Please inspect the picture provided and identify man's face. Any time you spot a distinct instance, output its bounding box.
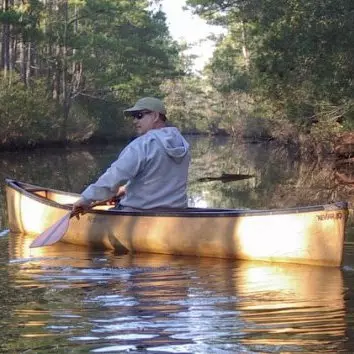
[132,111,156,135]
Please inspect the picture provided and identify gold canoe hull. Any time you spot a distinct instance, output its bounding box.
[5,179,348,267]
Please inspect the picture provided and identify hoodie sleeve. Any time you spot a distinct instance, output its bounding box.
[81,141,145,202]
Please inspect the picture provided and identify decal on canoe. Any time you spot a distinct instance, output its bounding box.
[317,212,344,221]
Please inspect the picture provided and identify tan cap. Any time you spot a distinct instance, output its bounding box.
[124,97,166,116]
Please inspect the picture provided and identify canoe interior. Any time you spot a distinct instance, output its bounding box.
[12,181,113,211]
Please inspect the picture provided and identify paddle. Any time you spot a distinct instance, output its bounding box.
[30,212,72,248]
[29,197,119,248]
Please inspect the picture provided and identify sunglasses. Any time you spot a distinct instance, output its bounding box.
[132,110,152,120]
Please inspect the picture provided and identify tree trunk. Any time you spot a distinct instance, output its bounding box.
[26,42,31,86]
[241,20,250,70]
[19,40,26,83]
[2,0,10,77]
[61,0,69,140]
[52,45,61,101]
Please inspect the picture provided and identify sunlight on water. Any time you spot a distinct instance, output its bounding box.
[0,233,350,352]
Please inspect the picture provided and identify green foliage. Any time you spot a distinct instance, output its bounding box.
[250,1,354,118]
[162,76,255,137]
[64,102,98,141]
[3,0,352,147]
[55,0,183,138]
[0,0,184,147]
[206,24,251,93]
[0,74,60,146]
[187,0,354,137]
[0,0,43,41]
[72,0,181,94]
[162,76,209,133]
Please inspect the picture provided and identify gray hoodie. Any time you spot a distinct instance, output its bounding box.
[81,127,190,209]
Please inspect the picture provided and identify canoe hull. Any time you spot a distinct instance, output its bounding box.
[5,179,348,266]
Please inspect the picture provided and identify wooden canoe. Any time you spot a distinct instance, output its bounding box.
[5,179,348,267]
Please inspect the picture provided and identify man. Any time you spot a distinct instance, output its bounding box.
[72,97,190,214]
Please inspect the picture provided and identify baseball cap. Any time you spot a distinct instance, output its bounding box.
[123,97,166,116]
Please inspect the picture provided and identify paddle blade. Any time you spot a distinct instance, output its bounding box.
[30,212,71,248]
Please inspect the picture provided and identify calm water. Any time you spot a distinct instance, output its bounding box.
[0,136,354,353]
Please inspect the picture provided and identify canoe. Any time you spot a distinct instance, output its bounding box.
[5,178,348,267]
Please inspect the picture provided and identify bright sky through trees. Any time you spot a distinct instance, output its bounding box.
[160,0,225,71]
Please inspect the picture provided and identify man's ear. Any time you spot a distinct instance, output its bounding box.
[152,111,160,122]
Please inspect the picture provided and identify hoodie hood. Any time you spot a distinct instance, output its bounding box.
[149,127,189,161]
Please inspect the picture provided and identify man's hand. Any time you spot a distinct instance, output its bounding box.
[116,185,126,198]
[72,197,91,219]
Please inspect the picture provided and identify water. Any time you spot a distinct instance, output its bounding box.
[0,136,354,352]
[2,235,352,353]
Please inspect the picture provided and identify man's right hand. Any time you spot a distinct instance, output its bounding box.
[116,185,126,198]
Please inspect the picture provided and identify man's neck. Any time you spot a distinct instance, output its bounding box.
[153,121,166,129]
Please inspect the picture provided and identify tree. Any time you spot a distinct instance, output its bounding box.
[187,0,354,130]
[0,0,184,146]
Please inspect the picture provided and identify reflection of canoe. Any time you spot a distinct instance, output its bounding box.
[8,236,345,352]
[232,262,346,348]
[5,179,348,267]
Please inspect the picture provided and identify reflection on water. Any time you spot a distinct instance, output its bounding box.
[0,232,349,352]
[238,263,345,351]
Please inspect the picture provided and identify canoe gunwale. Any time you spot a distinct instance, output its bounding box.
[5,178,349,218]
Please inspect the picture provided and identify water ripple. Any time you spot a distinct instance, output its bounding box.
[0,239,351,353]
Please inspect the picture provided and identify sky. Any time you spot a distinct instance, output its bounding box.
[160,0,225,72]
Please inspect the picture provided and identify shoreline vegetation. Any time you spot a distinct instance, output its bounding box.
[0,0,353,160]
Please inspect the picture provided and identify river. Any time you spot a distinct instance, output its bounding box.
[0,136,353,353]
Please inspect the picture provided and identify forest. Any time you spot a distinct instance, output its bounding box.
[0,0,353,152]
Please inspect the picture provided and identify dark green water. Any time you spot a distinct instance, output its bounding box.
[0,136,354,353]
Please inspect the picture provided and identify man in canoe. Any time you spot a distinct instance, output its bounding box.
[72,97,191,214]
